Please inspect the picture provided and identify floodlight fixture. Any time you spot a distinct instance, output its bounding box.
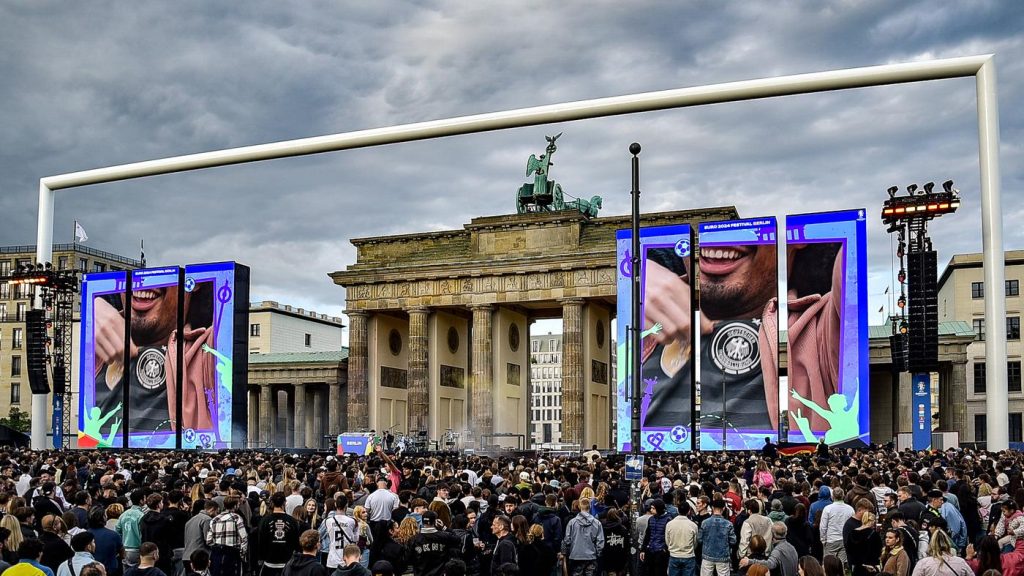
[923,182,935,195]
[887,186,899,199]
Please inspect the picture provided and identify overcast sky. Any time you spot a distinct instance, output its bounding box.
[1,1,1021,338]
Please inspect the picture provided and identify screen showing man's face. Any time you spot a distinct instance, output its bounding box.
[129,286,190,346]
[699,244,777,320]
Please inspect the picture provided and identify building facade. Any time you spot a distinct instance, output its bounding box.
[530,333,563,446]
[937,249,1024,445]
[0,244,141,424]
[247,300,345,354]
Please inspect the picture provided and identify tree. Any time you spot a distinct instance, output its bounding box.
[0,407,31,433]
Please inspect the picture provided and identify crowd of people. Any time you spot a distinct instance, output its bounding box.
[0,440,1022,576]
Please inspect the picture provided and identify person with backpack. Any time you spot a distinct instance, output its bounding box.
[55,533,96,576]
[322,497,358,572]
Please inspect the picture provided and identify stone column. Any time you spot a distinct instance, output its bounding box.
[408,307,430,434]
[346,310,369,432]
[272,388,281,446]
[294,382,307,448]
[305,387,317,449]
[259,385,272,446]
[329,382,341,435]
[949,361,967,437]
[897,372,913,434]
[249,388,259,447]
[561,298,585,446]
[471,304,494,446]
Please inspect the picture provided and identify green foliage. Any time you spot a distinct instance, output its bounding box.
[0,407,31,433]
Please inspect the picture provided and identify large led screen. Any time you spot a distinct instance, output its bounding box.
[79,262,249,449]
[78,271,129,449]
[784,210,868,445]
[698,218,779,450]
[127,266,182,448]
[615,224,695,452]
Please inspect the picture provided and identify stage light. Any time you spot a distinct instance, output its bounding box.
[898,295,906,309]
[943,180,955,193]
[887,186,898,199]
[898,268,906,283]
[899,320,908,334]
[923,182,935,195]
[907,184,918,196]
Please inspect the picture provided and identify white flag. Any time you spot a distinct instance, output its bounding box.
[74,221,88,242]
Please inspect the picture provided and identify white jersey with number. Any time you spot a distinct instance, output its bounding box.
[323,514,357,568]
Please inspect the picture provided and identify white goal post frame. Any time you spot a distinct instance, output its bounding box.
[33,54,1006,450]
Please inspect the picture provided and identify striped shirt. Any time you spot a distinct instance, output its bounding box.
[205,511,248,553]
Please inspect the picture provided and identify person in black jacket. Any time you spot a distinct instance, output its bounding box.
[410,511,461,576]
[600,509,630,576]
[139,494,176,576]
[897,487,927,525]
[490,516,517,576]
[33,483,63,528]
[39,514,74,574]
[283,530,330,576]
[259,493,301,576]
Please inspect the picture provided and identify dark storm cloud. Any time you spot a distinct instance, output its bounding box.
[0,0,1022,322]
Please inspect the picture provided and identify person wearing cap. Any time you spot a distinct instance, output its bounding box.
[370,560,393,576]
[409,511,461,576]
[281,530,328,576]
[926,490,967,551]
[55,533,97,576]
[32,484,63,528]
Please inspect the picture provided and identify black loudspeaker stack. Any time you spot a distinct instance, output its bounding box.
[25,309,50,394]
[890,333,909,372]
[907,250,939,372]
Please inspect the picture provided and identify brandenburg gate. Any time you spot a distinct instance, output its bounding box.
[331,206,736,448]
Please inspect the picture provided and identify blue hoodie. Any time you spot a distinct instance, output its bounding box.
[808,486,832,526]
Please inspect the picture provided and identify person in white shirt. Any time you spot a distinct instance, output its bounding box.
[284,480,304,515]
[364,475,399,541]
[819,487,854,566]
[665,501,698,576]
[321,496,357,569]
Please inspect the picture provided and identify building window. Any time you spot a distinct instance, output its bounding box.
[10,356,20,377]
[973,319,985,341]
[0,284,8,299]
[305,333,312,347]
[976,414,987,443]
[1009,280,1020,297]
[9,383,19,405]
[532,340,539,353]
[1009,317,1021,341]
[92,262,106,273]
[972,282,984,299]
[974,362,987,394]
[58,256,68,271]
[16,303,25,322]
[0,260,9,276]
[12,328,22,349]
[0,303,6,322]
[16,284,31,300]
[249,323,260,337]
[78,258,88,271]
[1012,413,1024,443]
[1010,361,1022,393]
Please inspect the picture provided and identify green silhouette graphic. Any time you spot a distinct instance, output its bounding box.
[83,402,122,448]
[202,344,232,388]
[791,384,860,444]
